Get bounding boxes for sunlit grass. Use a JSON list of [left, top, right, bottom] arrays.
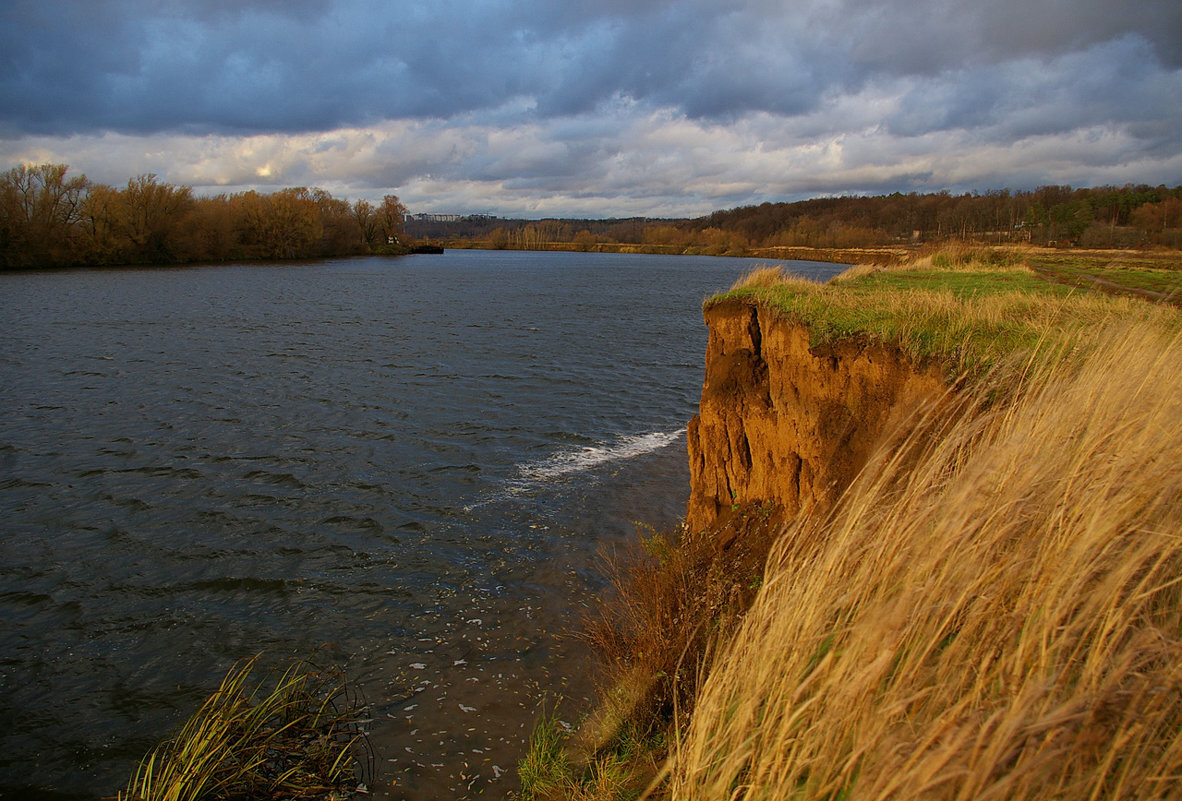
[[544, 248, 1182, 800], [718, 247, 1181, 376], [671, 320, 1182, 800], [118, 656, 369, 801]]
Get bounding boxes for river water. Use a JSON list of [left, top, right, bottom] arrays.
[[0, 250, 845, 800]]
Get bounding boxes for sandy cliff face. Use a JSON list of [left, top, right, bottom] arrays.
[[686, 300, 948, 532]]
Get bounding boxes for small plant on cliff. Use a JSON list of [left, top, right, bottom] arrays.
[[119, 655, 369, 801], [580, 512, 782, 726]]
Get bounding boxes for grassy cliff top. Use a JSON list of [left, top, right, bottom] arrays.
[[710, 246, 1181, 377]]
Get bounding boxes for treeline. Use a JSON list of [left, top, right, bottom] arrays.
[[409, 185, 1182, 254], [0, 164, 408, 269], [405, 215, 657, 249], [7, 163, 1181, 269], [695, 185, 1182, 249]]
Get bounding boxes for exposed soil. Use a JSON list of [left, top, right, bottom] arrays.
[[686, 299, 949, 532]]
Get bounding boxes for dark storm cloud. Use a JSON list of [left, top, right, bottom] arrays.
[[2, 0, 1179, 216], [2, 0, 1178, 136], [826, 0, 1182, 73]]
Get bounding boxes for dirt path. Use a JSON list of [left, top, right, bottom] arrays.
[[1030, 266, 1182, 307]]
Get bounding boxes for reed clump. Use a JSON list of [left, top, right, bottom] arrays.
[[579, 512, 782, 726], [670, 320, 1182, 800], [119, 656, 369, 801]]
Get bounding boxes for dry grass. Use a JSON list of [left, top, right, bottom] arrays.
[[728, 265, 821, 292], [669, 320, 1182, 800], [827, 264, 879, 284], [579, 513, 782, 728]]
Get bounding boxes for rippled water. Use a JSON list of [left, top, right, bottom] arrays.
[[0, 250, 845, 800]]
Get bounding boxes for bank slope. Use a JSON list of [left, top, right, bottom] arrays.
[[672, 257, 1182, 800]]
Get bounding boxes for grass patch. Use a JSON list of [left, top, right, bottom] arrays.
[[518, 705, 573, 800], [719, 247, 1181, 376], [519, 705, 666, 801], [118, 656, 369, 801], [1026, 252, 1182, 300]]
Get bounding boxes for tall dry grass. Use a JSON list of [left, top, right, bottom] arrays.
[[670, 320, 1182, 800]]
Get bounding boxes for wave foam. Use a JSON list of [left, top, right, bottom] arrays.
[[518, 428, 686, 481]]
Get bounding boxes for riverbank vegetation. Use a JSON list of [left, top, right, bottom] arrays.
[[0, 163, 409, 268], [716, 246, 1180, 375], [523, 248, 1182, 800], [670, 316, 1182, 801], [118, 656, 370, 801]]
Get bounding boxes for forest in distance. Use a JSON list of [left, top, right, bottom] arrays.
[[0, 163, 409, 269], [409, 184, 1182, 254], [3, 162, 1182, 270]]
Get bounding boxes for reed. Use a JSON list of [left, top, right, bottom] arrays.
[[119, 656, 369, 801], [670, 320, 1182, 800]]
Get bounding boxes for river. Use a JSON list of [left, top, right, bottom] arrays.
[[0, 250, 845, 799]]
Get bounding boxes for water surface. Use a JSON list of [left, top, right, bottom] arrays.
[[0, 250, 845, 799]]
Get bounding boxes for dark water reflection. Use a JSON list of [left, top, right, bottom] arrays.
[[0, 251, 845, 799]]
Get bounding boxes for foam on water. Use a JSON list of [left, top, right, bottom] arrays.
[[518, 428, 687, 481]]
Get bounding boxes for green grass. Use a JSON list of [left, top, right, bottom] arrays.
[[1027, 254, 1182, 298], [518, 705, 667, 801], [518, 705, 572, 800], [713, 250, 1180, 377]]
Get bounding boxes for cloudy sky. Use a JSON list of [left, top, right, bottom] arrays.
[[2, 0, 1180, 218]]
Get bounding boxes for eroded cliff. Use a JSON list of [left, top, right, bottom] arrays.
[[686, 299, 949, 532]]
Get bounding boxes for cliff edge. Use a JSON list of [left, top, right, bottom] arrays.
[[686, 299, 948, 532]]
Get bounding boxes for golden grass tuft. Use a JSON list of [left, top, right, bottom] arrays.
[[670, 320, 1182, 800], [119, 656, 369, 801], [728, 265, 821, 292], [827, 264, 879, 284]]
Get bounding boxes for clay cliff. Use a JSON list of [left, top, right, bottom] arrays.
[[686, 299, 949, 532]]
